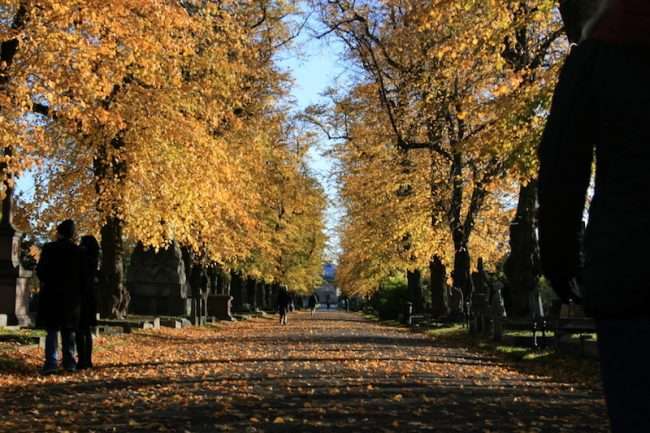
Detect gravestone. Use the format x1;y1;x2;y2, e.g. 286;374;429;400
127;242;191;316
448;286;465;321
230;271;244;311
217;267;231;295
207;294;234;321
470;258;490;334
490;282;507;341
0;192;32;326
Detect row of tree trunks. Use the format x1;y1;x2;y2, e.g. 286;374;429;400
228;274;276;313
405;257;451;319
443;181;541;321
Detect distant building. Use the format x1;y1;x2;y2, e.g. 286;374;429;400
315;262;339;307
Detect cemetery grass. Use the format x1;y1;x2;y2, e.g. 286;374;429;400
362;314;601;386
423;326;602;387
0;311;607;432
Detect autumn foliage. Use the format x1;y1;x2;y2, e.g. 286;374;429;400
1;1;326;312
310;0;567;308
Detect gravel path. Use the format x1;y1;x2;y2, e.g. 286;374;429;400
0;311;609;432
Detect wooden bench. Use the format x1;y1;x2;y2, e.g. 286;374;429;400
496;317;550;348
552;303;598;357
408;314;427;327
554;303;596;339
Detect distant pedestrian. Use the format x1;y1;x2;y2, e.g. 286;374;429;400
36;220;84;374
277;287;292;325
308;293;319;316
76;235;100;370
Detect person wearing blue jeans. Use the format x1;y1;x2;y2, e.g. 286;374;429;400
539;2;650;432
36;219;84;374
43;328;77;373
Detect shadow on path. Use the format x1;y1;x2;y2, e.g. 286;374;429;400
0;312;608;433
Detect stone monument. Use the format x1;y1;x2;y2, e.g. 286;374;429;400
0;187;32;326
207;267;233;320
470;258;490;334
127;242;191;316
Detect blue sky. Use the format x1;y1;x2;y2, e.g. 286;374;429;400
278;30;346;259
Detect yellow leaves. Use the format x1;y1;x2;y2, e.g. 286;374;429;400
6;1;324;288
319;0;564;294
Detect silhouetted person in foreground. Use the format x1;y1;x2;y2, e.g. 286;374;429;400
76;235;100;370
277;286;292;325
539;2;650;431
36;220;84;374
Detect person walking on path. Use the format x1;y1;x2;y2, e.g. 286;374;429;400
308;293;319;316
76;235;100;370
538;1;650;432
36;220;84;374
277;286;292;325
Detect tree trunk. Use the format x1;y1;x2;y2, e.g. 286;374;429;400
246;278;257;311
267;284;274;310
451;227;473;303
95;132;128;319
99;217;128;319
448;151;473;308
504;181;541;317
255;281;264;310
429;255;448;317
218;269;231;295
230;271;243;311
407;269;423;313
271;284;279;311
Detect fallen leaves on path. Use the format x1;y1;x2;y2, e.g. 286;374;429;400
0;312;608;432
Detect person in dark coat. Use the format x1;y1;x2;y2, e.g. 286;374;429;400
308;293;319;316
538;2;650;431
36;220;84;374
277;286;292;325
76;235;100;370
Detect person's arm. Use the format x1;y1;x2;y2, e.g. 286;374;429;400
538;43;596;303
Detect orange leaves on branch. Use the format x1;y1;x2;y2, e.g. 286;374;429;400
6;1;326;288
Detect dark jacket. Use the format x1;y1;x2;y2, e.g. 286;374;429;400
79;249;99;329
36;239;84;329
277;291;292;313
590;0;650;47
308;294;319;308
560;0;650;46
538;39;650;318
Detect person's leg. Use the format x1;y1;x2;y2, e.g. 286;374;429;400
76;328;92;369
42;328;59;373
85;329;93;368
75;330;85;368
61;329;77;371
596;318;650;433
